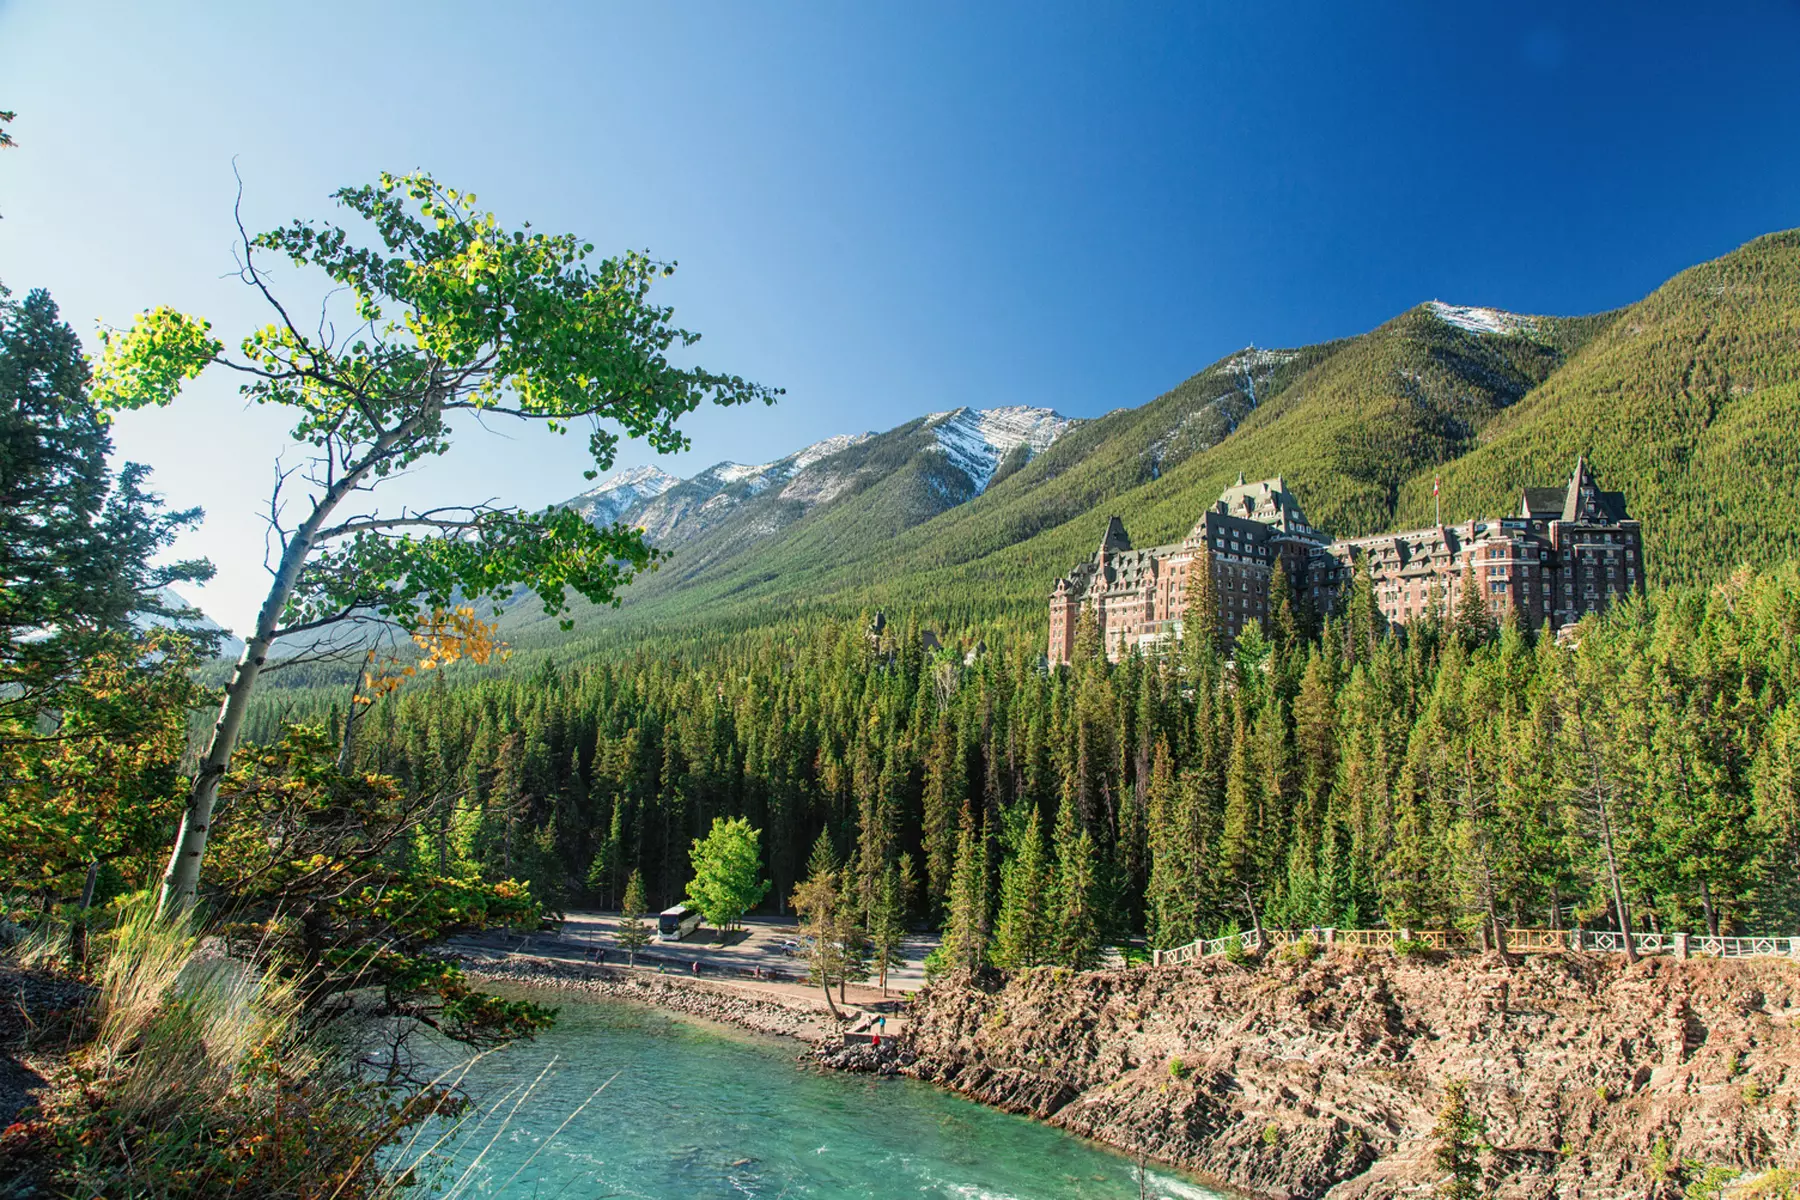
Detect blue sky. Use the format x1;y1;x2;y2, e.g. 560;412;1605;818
3;2;1799;629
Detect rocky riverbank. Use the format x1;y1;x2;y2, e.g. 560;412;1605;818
462;953;833;1044
902;950;1800;1199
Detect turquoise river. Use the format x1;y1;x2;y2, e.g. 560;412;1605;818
404;993;1226;1199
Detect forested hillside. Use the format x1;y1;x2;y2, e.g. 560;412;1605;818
507;231;1798;656
1407;230;1800;586
326;562;1800;964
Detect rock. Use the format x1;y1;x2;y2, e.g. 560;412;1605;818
808;1038;913;1077
901;953;1800;1199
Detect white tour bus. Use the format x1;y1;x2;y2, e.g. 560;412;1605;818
656;904;702;942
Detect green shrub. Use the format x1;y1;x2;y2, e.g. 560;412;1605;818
1262;1123;1281;1146
1168;1057;1190;1081
1393;937;1436;959
1650;1136;1672;1183
1277;936;1319;965
1683;1162;1742;1200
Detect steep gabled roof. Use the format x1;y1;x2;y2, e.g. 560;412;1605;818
1560;457;1630;524
1098;515;1132;556
1520;487;1565;518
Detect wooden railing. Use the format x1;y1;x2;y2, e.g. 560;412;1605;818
1151;927;1800;967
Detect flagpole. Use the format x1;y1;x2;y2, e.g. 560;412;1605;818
1434;475;1441;528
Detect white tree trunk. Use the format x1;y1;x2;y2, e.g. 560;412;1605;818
157;528;317;916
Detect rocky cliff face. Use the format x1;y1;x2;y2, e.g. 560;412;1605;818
904;952;1800;1199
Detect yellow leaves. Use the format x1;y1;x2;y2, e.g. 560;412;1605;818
413;605;508;669
353;608;508;708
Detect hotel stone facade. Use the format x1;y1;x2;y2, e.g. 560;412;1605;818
1048;458;1642;664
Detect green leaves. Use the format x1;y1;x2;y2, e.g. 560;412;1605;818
243;170;777;471
97;169;780;636
92;306;222;414
295;504;662;632
684;815;769;931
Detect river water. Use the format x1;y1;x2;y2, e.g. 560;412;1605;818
404;994;1225;1200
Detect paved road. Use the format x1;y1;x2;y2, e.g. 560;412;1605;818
468;910;938;998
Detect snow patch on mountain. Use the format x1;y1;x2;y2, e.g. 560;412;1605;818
1220;347;1297;374
922;406;1076;494
568;465;681;525
695;433;878;499
786;433;871;474
1426;301;1538;337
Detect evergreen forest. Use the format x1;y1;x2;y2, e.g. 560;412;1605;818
260;556;1800;964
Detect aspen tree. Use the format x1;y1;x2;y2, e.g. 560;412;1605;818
94;174;777;917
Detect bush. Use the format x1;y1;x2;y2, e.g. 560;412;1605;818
1277;936;1319;965
1650;1136;1673;1183
1168;1057;1190;1081
1683;1162;1742;1200
1393;936;1437;960
4;895;459;1199
1262;1122;1281;1146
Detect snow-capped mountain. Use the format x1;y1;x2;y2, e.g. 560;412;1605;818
922;406;1077;495
566;465;682;526
554;408;1077;560
572;432;878;546
1425;300;1539;337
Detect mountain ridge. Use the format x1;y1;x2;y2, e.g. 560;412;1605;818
507;230;1800;651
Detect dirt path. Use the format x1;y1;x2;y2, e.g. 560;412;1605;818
454;910;935;1037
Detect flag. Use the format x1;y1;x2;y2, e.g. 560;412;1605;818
1433;476;1440;496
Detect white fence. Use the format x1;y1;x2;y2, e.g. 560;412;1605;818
1151;927;1800;967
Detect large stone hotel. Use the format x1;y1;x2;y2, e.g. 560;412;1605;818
1048;458;1643;664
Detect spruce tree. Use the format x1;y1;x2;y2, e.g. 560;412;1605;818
1430;1079;1484;1200
868;863;909;994
615;870;652;966
1217;700;1265;941
1184;546;1220;666
1052;780;1104;968
941;801;991;972
1144;737;1181;947
1453;562;1495;652
834;864;872;1001
994;803;1052;968
921;715;961;912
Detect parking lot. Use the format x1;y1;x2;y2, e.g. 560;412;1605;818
494;911;937;996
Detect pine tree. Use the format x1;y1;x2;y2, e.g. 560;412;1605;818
790;832;848;1015
1453;562;1495;652
941;801;991;973
615;870;652;966
1430;1079;1484;1200
1217;700;1265;941
868;863;909;994
1052;781;1103;968
994;803;1052;968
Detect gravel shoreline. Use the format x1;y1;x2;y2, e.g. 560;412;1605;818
461;952;836;1045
